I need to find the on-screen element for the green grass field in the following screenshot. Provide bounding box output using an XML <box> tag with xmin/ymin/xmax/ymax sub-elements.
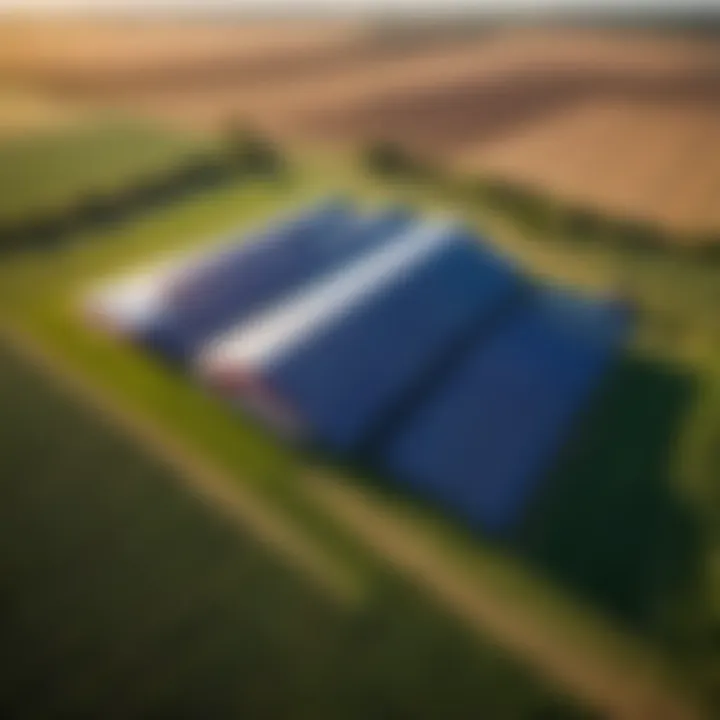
<box><xmin>0</xmin><ymin>341</ymin><xmax>576</xmax><ymax>720</ymax></box>
<box><xmin>0</xmin><ymin>125</ymin><xmax>718</xmax><ymax>715</ymax></box>
<box><xmin>0</xmin><ymin>118</ymin><xmax>207</xmax><ymax>224</ymax></box>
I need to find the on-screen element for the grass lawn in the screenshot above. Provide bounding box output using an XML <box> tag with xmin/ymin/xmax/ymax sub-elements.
<box><xmin>0</xmin><ymin>117</ymin><xmax>208</xmax><ymax>225</ymax></box>
<box><xmin>0</xmin><ymin>132</ymin><xmax>718</xmax><ymax>713</ymax></box>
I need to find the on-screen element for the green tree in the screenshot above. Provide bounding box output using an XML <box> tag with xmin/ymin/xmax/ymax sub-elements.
<box><xmin>225</xmin><ymin>121</ymin><xmax>285</xmax><ymax>178</ymax></box>
<box><xmin>608</xmin><ymin>218</ymin><xmax>662</xmax><ymax>254</ymax></box>
<box><xmin>363</xmin><ymin>140</ymin><xmax>421</xmax><ymax>178</ymax></box>
<box><xmin>561</xmin><ymin>205</ymin><xmax>607</xmax><ymax>243</ymax></box>
<box><xmin>689</xmin><ymin>235</ymin><xmax>720</xmax><ymax>263</ymax></box>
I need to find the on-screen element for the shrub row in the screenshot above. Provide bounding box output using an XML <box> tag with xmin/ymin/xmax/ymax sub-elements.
<box><xmin>473</xmin><ymin>177</ymin><xmax>720</xmax><ymax>260</ymax></box>
<box><xmin>362</xmin><ymin>141</ymin><xmax>720</xmax><ymax>263</ymax></box>
<box><xmin>0</xmin><ymin>131</ymin><xmax>286</xmax><ymax>254</ymax></box>
<box><xmin>362</xmin><ymin>141</ymin><xmax>438</xmax><ymax>181</ymax></box>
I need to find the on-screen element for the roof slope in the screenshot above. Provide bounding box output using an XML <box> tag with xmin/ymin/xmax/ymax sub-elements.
<box><xmin>379</xmin><ymin>289</ymin><xmax>630</xmax><ymax>534</ymax></box>
<box><xmin>201</xmin><ymin>219</ymin><xmax>524</xmax><ymax>451</ymax></box>
<box><xmin>140</xmin><ymin>197</ymin><xmax>358</xmax><ymax>363</ymax></box>
<box><xmin>85</xmin><ymin>196</ymin><xmax>351</xmax><ymax>338</ymax></box>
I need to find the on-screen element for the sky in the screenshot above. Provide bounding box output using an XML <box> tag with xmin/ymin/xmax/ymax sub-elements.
<box><xmin>0</xmin><ymin>0</ymin><xmax>717</xmax><ymax>15</ymax></box>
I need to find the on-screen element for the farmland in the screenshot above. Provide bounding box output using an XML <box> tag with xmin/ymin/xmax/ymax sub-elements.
<box><xmin>1</xmin><ymin>19</ymin><xmax>719</xmax><ymax>234</ymax></box>
<box><xmin>0</xmin><ymin>88</ymin><xmax>80</xmax><ymax>138</ymax></box>
<box><xmin>453</xmin><ymin>99</ymin><xmax>720</xmax><ymax>237</ymax></box>
<box><xmin>0</xmin><ymin>118</ymin><xmax>208</xmax><ymax>224</ymax></box>
<box><xmin>1</xmin><ymin>16</ymin><xmax>719</xmax><ymax>718</ymax></box>
<box><xmin>0</xmin><ymin>116</ymin><xmax>718</xmax><ymax>717</ymax></box>
<box><xmin>0</xmin><ymin>339</ymin><xmax>575</xmax><ymax>720</ymax></box>
<box><xmin>0</xmin><ymin>125</ymin><xmax>598</xmax><ymax>720</ymax></box>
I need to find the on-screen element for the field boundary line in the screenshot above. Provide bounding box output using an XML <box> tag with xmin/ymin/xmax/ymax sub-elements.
<box><xmin>0</xmin><ymin>319</ymin><xmax>363</xmax><ymax>607</ymax></box>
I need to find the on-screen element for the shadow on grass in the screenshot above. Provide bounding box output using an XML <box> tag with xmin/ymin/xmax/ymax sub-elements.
<box><xmin>514</xmin><ymin>354</ymin><xmax>702</xmax><ymax>631</ymax></box>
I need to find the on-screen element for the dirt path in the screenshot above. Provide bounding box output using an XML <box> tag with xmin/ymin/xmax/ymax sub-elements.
<box><xmin>305</xmin><ymin>472</ymin><xmax>708</xmax><ymax>720</ymax></box>
<box><xmin>0</xmin><ymin>319</ymin><xmax>362</xmax><ymax>608</ymax></box>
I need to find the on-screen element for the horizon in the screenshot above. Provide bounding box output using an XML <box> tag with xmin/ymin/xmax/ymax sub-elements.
<box><xmin>1</xmin><ymin>0</ymin><xmax>719</xmax><ymax>20</ymax></box>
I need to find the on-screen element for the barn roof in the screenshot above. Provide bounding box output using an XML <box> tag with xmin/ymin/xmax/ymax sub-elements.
<box><xmin>200</xmin><ymin>217</ymin><xmax>458</xmax><ymax>370</ymax></box>
<box><xmin>200</xmin><ymin>219</ymin><xmax>524</xmax><ymax>452</ymax></box>
<box><xmin>378</xmin><ymin>288</ymin><xmax>630</xmax><ymax>534</ymax></box>
<box><xmin>83</xmin><ymin>196</ymin><xmax>351</xmax><ymax>337</ymax></box>
<box><xmin>141</xmin><ymin>204</ymin><xmax>412</xmax><ymax>363</ymax></box>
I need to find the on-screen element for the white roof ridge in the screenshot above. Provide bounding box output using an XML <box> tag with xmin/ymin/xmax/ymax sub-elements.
<box><xmin>199</xmin><ymin>216</ymin><xmax>461</xmax><ymax>373</ymax></box>
<box><xmin>82</xmin><ymin>195</ymin><xmax>349</xmax><ymax>332</ymax></box>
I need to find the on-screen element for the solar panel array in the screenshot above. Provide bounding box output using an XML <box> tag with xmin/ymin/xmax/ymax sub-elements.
<box><xmin>85</xmin><ymin>197</ymin><xmax>631</xmax><ymax>535</ymax></box>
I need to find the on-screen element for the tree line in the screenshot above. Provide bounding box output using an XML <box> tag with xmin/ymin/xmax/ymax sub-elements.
<box><xmin>363</xmin><ymin>140</ymin><xmax>720</xmax><ymax>263</ymax></box>
<box><xmin>0</xmin><ymin>127</ymin><xmax>286</xmax><ymax>255</ymax></box>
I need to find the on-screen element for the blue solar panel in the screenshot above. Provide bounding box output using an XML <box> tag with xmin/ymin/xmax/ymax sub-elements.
<box><xmin>263</xmin><ymin>229</ymin><xmax>524</xmax><ymax>452</ymax></box>
<box><xmin>139</xmin><ymin>198</ymin><xmax>369</xmax><ymax>363</ymax></box>
<box><xmin>378</xmin><ymin>288</ymin><xmax>630</xmax><ymax>534</ymax></box>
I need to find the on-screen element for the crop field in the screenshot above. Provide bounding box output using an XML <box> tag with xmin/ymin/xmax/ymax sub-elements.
<box><xmin>2</xmin><ymin>20</ymin><xmax>719</xmax><ymax>235</ymax></box>
<box><xmin>1</xmin><ymin>118</ymin><xmax>719</xmax><ymax>717</ymax></box>
<box><xmin>454</xmin><ymin>99</ymin><xmax>720</xmax><ymax>237</ymax></box>
<box><xmin>0</xmin><ymin>339</ymin><xmax>576</xmax><ymax>720</ymax></box>
<box><xmin>0</xmin><ymin>88</ymin><xmax>80</xmax><ymax>139</ymax></box>
<box><xmin>0</xmin><ymin>18</ymin><xmax>359</xmax><ymax>85</ymax></box>
<box><xmin>0</xmin><ymin>118</ymin><xmax>207</xmax><ymax>224</ymax></box>
<box><xmin>0</xmin><ymin>126</ymin><xmax>596</xmax><ymax>720</ymax></box>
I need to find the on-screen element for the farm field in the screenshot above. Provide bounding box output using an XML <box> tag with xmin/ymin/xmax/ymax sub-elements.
<box><xmin>0</xmin><ymin>339</ymin><xmax>577</xmax><ymax>720</ymax></box>
<box><xmin>453</xmin><ymin>99</ymin><xmax>720</xmax><ymax>237</ymax></box>
<box><xmin>0</xmin><ymin>120</ymin><xmax>719</xmax><ymax>717</ymax></box>
<box><xmin>0</xmin><ymin>88</ymin><xmax>81</xmax><ymax>139</ymax></box>
<box><xmin>0</xmin><ymin>118</ymin><xmax>208</xmax><ymax>224</ymax></box>
<box><xmin>0</xmin><ymin>18</ymin><xmax>359</xmax><ymax>84</ymax></box>
<box><xmin>1</xmin><ymin>19</ymin><xmax>719</xmax><ymax>235</ymax></box>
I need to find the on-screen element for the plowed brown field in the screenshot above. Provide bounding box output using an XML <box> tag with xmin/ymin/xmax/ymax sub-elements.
<box><xmin>1</xmin><ymin>20</ymin><xmax>718</xmax><ymax>234</ymax></box>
